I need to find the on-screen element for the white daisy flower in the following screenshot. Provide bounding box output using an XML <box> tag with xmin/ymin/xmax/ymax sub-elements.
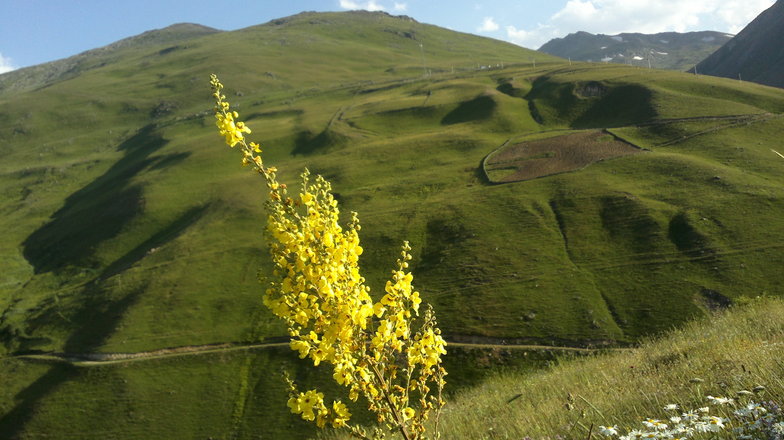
<box><xmin>598</xmin><ymin>425</ymin><xmax>619</xmax><ymax>436</ymax></box>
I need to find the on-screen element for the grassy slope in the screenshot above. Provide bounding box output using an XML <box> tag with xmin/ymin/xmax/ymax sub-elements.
<box><xmin>325</xmin><ymin>297</ymin><xmax>784</xmax><ymax>439</ymax></box>
<box><xmin>1</xmin><ymin>10</ymin><xmax>784</xmax><ymax>439</ymax></box>
<box><xmin>0</xmin><ymin>10</ymin><xmax>558</xmax><ymax>355</ymax></box>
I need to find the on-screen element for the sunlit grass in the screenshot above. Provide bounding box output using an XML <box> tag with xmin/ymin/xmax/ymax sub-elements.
<box><xmin>323</xmin><ymin>297</ymin><xmax>784</xmax><ymax>439</ymax></box>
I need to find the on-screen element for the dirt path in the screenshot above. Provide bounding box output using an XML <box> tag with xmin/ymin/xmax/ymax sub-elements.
<box><xmin>9</xmin><ymin>339</ymin><xmax>626</xmax><ymax>367</ymax></box>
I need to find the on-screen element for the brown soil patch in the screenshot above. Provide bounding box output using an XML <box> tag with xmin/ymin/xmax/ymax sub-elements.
<box><xmin>484</xmin><ymin>130</ymin><xmax>642</xmax><ymax>183</ymax></box>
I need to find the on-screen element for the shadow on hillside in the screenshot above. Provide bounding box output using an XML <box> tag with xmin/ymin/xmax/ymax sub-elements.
<box><xmin>22</xmin><ymin>125</ymin><xmax>190</xmax><ymax>274</ymax></box>
<box><xmin>18</xmin><ymin>204</ymin><xmax>208</xmax><ymax>353</ymax></box>
<box><xmin>668</xmin><ymin>211</ymin><xmax>719</xmax><ymax>262</ymax></box>
<box><xmin>292</xmin><ymin>129</ymin><xmax>331</xmax><ymax>155</ymax></box>
<box><xmin>292</xmin><ymin>128</ymin><xmax>349</xmax><ymax>155</ymax></box>
<box><xmin>415</xmin><ymin>218</ymin><xmax>470</xmax><ymax>273</ymax></box>
<box><xmin>571</xmin><ymin>85</ymin><xmax>656</xmax><ymax>128</ymax></box>
<box><xmin>0</xmin><ymin>363</ymin><xmax>77</xmax><ymax>438</ymax></box>
<box><xmin>0</xmin><ymin>281</ymin><xmax>145</xmax><ymax>438</ymax></box>
<box><xmin>524</xmin><ymin>77</ymin><xmax>656</xmax><ymax>128</ymax></box>
<box><xmin>600</xmin><ymin>196</ymin><xmax>663</xmax><ymax>254</ymax></box>
<box><xmin>0</xmin><ymin>202</ymin><xmax>207</xmax><ymax>436</ymax></box>
<box><xmin>496</xmin><ymin>82</ymin><xmax>526</xmax><ymax>98</ymax></box>
<box><xmin>441</xmin><ymin>95</ymin><xmax>496</xmax><ymax>125</ymax></box>
<box><xmin>524</xmin><ymin>76</ymin><xmax>573</xmax><ymax>124</ymax></box>
<box><xmin>99</xmin><ymin>205</ymin><xmax>208</xmax><ymax>280</ymax></box>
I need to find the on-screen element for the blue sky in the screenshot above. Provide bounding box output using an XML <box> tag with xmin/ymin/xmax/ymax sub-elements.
<box><xmin>0</xmin><ymin>0</ymin><xmax>775</xmax><ymax>73</ymax></box>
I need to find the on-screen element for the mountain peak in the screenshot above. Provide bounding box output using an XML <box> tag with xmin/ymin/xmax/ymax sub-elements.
<box><xmin>692</xmin><ymin>0</ymin><xmax>784</xmax><ymax>87</ymax></box>
<box><xmin>539</xmin><ymin>30</ymin><xmax>732</xmax><ymax>71</ymax></box>
<box><xmin>0</xmin><ymin>22</ymin><xmax>221</xmax><ymax>95</ymax></box>
<box><xmin>259</xmin><ymin>9</ymin><xmax>419</xmax><ymax>28</ymax></box>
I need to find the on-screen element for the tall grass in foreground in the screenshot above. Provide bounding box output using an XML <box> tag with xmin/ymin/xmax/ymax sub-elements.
<box><xmin>323</xmin><ymin>297</ymin><xmax>784</xmax><ymax>439</ymax></box>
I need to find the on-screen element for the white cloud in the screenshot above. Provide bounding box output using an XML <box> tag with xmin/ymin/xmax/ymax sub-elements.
<box><xmin>339</xmin><ymin>0</ymin><xmax>385</xmax><ymax>11</ymax></box>
<box><xmin>551</xmin><ymin>0</ymin><xmax>709</xmax><ymax>34</ymax></box>
<box><xmin>506</xmin><ymin>24</ymin><xmax>560</xmax><ymax>49</ymax></box>
<box><xmin>393</xmin><ymin>2</ymin><xmax>407</xmax><ymax>11</ymax></box>
<box><xmin>0</xmin><ymin>53</ymin><xmax>16</xmax><ymax>74</ymax></box>
<box><xmin>503</xmin><ymin>0</ymin><xmax>774</xmax><ymax>50</ymax></box>
<box><xmin>477</xmin><ymin>17</ymin><xmax>500</xmax><ymax>32</ymax></box>
<box><xmin>506</xmin><ymin>25</ymin><xmax>532</xmax><ymax>42</ymax></box>
<box><xmin>714</xmin><ymin>0</ymin><xmax>775</xmax><ymax>33</ymax></box>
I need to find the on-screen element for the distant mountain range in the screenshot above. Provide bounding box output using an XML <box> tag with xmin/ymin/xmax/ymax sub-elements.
<box><xmin>539</xmin><ymin>31</ymin><xmax>733</xmax><ymax>71</ymax></box>
<box><xmin>691</xmin><ymin>0</ymin><xmax>784</xmax><ymax>88</ymax></box>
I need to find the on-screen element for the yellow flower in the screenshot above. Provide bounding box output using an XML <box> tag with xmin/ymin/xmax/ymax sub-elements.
<box><xmin>290</xmin><ymin>339</ymin><xmax>310</xmax><ymax>359</ymax></box>
<box><xmin>373</xmin><ymin>302</ymin><xmax>386</xmax><ymax>318</ymax></box>
<box><xmin>332</xmin><ymin>401</ymin><xmax>351</xmax><ymax>427</ymax></box>
<box><xmin>210</xmin><ymin>74</ymin><xmax>448</xmax><ymax>438</ymax></box>
<box><xmin>287</xmin><ymin>396</ymin><xmax>301</xmax><ymax>413</ymax></box>
<box><xmin>289</xmin><ymin>390</ymin><xmax>324</xmax><ymax>421</ymax></box>
<box><xmin>333</xmin><ymin>364</ymin><xmax>353</xmax><ymax>386</ymax></box>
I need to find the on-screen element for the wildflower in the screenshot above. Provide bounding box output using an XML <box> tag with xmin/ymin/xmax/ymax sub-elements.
<box><xmin>598</xmin><ymin>425</ymin><xmax>619</xmax><ymax>436</ymax></box>
<box><xmin>621</xmin><ymin>429</ymin><xmax>644</xmax><ymax>439</ymax></box>
<box><xmin>608</xmin><ymin>396</ymin><xmax>784</xmax><ymax>440</ymax></box>
<box><xmin>290</xmin><ymin>339</ymin><xmax>311</xmax><ymax>358</ymax></box>
<box><xmin>663</xmin><ymin>404</ymin><xmax>679</xmax><ymax>411</ymax></box>
<box><xmin>736</xmin><ymin>402</ymin><xmax>767</xmax><ymax>418</ymax></box>
<box><xmin>209</xmin><ymin>74</ymin><xmax>447</xmax><ymax>439</ymax></box>
<box><xmin>288</xmin><ymin>389</ymin><xmax>325</xmax><ymax>421</ymax></box>
<box><xmin>642</xmin><ymin>419</ymin><xmax>668</xmax><ymax>431</ymax></box>
<box><xmin>332</xmin><ymin>363</ymin><xmax>353</xmax><ymax>386</ymax></box>
<box><xmin>705</xmin><ymin>416</ymin><xmax>726</xmax><ymax>431</ymax></box>
<box><xmin>707</xmin><ymin>395</ymin><xmax>734</xmax><ymax>405</ymax></box>
<box><xmin>681</xmin><ymin>410</ymin><xmax>699</xmax><ymax>422</ymax></box>
<box><xmin>331</xmin><ymin>401</ymin><xmax>351</xmax><ymax>428</ymax></box>
<box><xmin>215</xmin><ymin>111</ymin><xmax>251</xmax><ymax>147</ymax></box>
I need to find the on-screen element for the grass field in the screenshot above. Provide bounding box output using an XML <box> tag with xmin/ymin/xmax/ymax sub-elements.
<box><xmin>1</xmin><ymin>10</ymin><xmax>784</xmax><ymax>439</ymax></box>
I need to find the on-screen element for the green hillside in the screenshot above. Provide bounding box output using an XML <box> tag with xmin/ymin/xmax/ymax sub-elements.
<box><xmin>1</xmin><ymin>10</ymin><xmax>784</xmax><ymax>439</ymax></box>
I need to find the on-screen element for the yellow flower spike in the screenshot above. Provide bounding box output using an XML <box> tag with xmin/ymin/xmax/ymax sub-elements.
<box><xmin>210</xmin><ymin>74</ymin><xmax>446</xmax><ymax>439</ymax></box>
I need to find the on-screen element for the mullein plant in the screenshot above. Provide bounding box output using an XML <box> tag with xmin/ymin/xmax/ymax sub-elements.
<box><xmin>209</xmin><ymin>75</ymin><xmax>447</xmax><ymax>440</ymax></box>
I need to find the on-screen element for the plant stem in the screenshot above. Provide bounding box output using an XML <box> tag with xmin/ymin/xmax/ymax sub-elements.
<box><xmin>371</xmin><ymin>363</ymin><xmax>413</xmax><ymax>440</ymax></box>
